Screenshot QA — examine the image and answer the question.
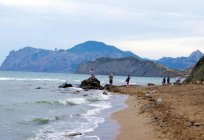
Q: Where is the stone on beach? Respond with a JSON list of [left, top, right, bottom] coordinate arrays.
[[156, 98, 163, 105]]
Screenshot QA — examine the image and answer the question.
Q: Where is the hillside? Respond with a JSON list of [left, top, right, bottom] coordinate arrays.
[[76, 57, 180, 77], [157, 50, 203, 70], [0, 41, 140, 72], [184, 56, 204, 82]]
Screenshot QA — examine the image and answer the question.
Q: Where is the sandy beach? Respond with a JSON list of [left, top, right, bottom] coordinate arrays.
[[111, 84, 204, 140]]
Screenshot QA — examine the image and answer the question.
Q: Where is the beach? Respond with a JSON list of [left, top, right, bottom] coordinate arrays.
[[111, 84, 204, 140]]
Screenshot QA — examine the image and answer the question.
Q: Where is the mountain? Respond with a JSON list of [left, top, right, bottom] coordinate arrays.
[[76, 57, 181, 77], [0, 41, 141, 72], [156, 50, 204, 70], [184, 56, 204, 83]]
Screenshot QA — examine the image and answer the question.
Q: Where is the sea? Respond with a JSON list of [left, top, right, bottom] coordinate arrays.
[[0, 71, 164, 140]]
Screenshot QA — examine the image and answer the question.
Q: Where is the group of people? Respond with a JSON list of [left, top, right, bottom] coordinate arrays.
[[162, 76, 182, 85], [162, 77, 171, 85], [109, 73, 131, 86], [89, 69, 131, 86]]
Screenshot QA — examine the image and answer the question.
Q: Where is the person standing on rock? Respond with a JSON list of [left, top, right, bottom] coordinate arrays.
[[126, 75, 130, 86], [109, 73, 113, 86], [89, 68, 94, 78]]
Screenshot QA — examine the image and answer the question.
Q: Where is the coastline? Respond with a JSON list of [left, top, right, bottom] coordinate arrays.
[[110, 84, 204, 140], [112, 95, 165, 140]]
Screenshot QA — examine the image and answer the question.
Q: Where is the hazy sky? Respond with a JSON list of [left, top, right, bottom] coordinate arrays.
[[0, 0, 204, 64]]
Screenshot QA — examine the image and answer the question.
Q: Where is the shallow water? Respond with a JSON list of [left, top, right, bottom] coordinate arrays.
[[0, 71, 176, 140]]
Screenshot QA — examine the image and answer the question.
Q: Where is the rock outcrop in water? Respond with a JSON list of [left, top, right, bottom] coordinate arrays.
[[77, 57, 182, 77], [184, 56, 204, 83], [80, 77, 102, 90]]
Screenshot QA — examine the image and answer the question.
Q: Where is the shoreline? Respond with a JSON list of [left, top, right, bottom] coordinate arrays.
[[112, 95, 165, 140], [110, 84, 204, 140]]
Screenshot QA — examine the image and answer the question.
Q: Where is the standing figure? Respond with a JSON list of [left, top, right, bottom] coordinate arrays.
[[109, 73, 113, 86], [162, 77, 166, 85], [89, 68, 94, 78], [167, 77, 170, 85], [175, 76, 181, 84], [126, 75, 130, 86]]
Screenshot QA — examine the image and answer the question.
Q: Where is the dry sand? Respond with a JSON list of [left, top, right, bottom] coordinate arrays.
[[111, 84, 204, 140]]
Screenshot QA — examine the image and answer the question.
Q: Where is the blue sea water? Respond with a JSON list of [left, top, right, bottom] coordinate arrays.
[[0, 71, 165, 140]]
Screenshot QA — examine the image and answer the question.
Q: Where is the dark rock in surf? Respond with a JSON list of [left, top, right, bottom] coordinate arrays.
[[59, 83, 73, 88], [80, 77, 102, 90]]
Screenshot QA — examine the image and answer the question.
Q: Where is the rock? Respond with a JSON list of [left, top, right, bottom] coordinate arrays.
[[83, 94, 88, 97], [103, 91, 108, 95], [59, 83, 73, 88], [65, 132, 82, 137], [73, 90, 80, 94], [156, 98, 163, 105], [80, 77, 102, 90], [36, 87, 42, 89], [144, 93, 152, 98]]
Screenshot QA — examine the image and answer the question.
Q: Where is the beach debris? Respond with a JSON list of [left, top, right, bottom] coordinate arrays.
[[189, 121, 202, 127], [58, 82, 73, 88], [36, 87, 42, 89], [156, 98, 163, 105], [152, 90, 157, 93], [147, 83, 155, 86]]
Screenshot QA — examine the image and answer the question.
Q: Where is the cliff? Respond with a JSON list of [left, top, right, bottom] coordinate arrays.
[[184, 56, 204, 82], [77, 57, 180, 77]]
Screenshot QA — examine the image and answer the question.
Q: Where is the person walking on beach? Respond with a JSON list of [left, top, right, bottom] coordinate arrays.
[[167, 77, 170, 85], [89, 68, 94, 78], [162, 77, 166, 85], [126, 75, 130, 86], [109, 73, 113, 86]]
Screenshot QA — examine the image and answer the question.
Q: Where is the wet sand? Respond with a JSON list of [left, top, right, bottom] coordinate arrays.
[[111, 84, 204, 140], [112, 96, 165, 140]]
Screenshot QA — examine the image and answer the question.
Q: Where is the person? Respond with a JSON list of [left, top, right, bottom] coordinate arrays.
[[162, 77, 166, 85], [109, 73, 113, 85], [175, 76, 181, 84], [126, 75, 130, 86], [89, 68, 94, 78], [167, 77, 170, 85]]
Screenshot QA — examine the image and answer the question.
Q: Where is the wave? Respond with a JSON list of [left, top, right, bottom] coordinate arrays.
[[33, 116, 62, 125], [0, 77, 65, 82], [86, 93, 110, 102], [36, 98, 87, 106]]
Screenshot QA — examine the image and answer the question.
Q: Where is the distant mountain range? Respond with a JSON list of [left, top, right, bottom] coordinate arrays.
[[0, 40, 203, 76], [77, 57, 180, 77], [0, 41, 140, 73], [156, 50, 203, 70]]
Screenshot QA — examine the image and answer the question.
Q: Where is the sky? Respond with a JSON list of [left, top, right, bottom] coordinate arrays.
[[0, 0, 204, 64]]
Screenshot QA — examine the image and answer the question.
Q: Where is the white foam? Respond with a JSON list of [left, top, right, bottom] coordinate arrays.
[[57, 98, 87, 105], [86, 93, 110, 102]]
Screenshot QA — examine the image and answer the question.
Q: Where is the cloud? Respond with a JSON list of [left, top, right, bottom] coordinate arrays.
[[110, 37, 204, 59], [0, 0, 204, 63]]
